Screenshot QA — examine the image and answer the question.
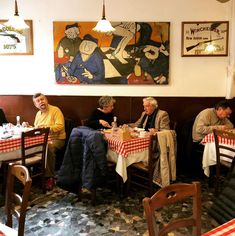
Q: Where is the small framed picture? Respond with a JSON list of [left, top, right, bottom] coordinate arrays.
[[0, 20, 34, 55], [181, 21, 229, 57]]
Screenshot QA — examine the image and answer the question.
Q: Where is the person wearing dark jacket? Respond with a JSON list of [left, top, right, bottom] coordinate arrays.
[[87, 96, 116, 130], [0, 108, 8, 126]]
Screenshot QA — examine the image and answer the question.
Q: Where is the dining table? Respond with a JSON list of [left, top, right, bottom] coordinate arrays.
[[201, 132, 235, 177], [0, 223, 17, 236], [104, 130, 150, 183], [202, 218, 235, 236], [0, 127, 46, 163]]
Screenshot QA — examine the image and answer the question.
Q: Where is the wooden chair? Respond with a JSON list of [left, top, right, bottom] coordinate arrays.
[[15, 127, 50, 192], [5, 163, 32, 236], [170, 120, 177, 131], [213, 129, 235, 195], [127, 134, 158, 196], [143, 181, 201, 236], [55, 118, 77, 170]]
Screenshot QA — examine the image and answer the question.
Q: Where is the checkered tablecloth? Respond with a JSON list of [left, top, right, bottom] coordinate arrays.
[[0, 135, 46, 153], [106, 135, 150, 158], [202, 219, 235, 236], [201, 133, 235, 145]]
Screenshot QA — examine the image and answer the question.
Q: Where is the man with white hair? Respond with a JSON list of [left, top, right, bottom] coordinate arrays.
[[130, 97, 170, 133]]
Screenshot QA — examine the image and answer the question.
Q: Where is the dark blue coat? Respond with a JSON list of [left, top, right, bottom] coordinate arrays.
[[57, 126, 107, 193]]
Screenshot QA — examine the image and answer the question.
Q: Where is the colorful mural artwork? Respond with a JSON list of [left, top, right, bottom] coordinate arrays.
[[53, 21, 170, 85]]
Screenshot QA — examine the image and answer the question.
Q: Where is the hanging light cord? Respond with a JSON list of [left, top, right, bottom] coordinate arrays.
[[102, 0, 106, 20], [14, 0, 19, 16]]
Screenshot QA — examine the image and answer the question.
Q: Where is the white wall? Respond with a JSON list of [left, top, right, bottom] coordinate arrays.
[[0, 0, 232, 96]]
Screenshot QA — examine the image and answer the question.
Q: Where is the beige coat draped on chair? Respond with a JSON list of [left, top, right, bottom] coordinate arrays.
[[152, 130, 177, 187]]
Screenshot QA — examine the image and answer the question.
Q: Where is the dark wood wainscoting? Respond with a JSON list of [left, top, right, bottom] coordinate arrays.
[[1, 95, 235, 176], [1, 95, 234, 125]]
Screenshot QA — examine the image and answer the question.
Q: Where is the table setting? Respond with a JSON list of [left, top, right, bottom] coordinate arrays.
[[0, 124, 43, 162], [0, 123, 34, 140], [102, 126, 151, 182], [201, 130, 235, 177]]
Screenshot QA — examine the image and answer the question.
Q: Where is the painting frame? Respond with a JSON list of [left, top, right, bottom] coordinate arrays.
[[0, 20, 34, 55], [181, 21, 229, 57], [53, 21, 170, 85]]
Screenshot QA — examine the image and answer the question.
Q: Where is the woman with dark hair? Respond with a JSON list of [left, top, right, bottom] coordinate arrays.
[[87, 96, 116, 130], [0, 108, 8, 126]]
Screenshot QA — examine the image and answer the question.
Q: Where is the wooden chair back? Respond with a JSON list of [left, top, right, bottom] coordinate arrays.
[[143, 181, 201, 236], [127, 134, 158, 196], [5, 163, 32, 236], [170, 120, 177, 130], [20, 127, 49, 170], [213, 129, 235, 194], [17, 127, 49, 192]]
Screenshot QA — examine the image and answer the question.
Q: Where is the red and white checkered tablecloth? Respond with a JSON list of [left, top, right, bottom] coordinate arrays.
[[107, 136, 150, 158], [202, 219, 235, 236], [201, 133, 235, 146], [0, 136, 46, 153]]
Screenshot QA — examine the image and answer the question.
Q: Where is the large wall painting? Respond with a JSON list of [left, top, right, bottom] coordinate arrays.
[[53, 22, 170, 85]]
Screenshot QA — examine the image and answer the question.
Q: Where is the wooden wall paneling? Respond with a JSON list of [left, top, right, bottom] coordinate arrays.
[[1, 95, 235, 177]]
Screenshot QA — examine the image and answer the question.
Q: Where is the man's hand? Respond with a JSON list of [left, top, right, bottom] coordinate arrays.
[[148, 128, 158, 135]]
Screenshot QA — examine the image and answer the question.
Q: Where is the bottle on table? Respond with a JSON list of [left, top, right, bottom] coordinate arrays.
[[16, 115, 21, 128], [15, 115, 21, 135], [112, 116, 118, 137], [112, 116, 117, 129]]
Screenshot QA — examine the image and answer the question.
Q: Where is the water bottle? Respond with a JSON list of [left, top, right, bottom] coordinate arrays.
[[112, 116, 118, 130], [112, 116, 118, 137], [16, 115, 21, 128], [15, 115, 21, 135]]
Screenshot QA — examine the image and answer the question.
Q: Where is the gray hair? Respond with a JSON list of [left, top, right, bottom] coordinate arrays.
[[143, 97, 158, 107], [99, 96, 116, 108], [32, 93, 45, 100]]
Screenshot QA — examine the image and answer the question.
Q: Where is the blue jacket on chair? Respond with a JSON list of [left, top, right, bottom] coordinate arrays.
[[57, 126, 107, 193]]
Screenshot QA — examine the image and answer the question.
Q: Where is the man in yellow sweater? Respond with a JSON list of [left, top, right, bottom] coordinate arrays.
[[24, 93, 66, 190]]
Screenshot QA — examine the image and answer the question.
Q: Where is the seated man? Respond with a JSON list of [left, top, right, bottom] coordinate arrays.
[[192, 100, 234, 143], [129, 97, 170, 133], [23, 93, 66, 190], [0, 108, 8, 126]]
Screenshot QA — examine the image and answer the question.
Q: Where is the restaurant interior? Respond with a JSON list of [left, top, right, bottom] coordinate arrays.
[[1, 0, 235, 235]]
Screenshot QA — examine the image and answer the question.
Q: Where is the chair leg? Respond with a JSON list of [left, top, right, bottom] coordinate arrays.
[[148, 174, 153, 197], [1, 163, 8, 196], [91, 189, 96, 206]]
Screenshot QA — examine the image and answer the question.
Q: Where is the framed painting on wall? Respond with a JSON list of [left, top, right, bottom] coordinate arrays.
[[0, 20, 33, 55], [53, 21, 170, 85], [181, 21, 229, 57]]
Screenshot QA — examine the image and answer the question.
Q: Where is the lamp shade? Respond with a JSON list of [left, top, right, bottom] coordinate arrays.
[[4, 15, 29, 30], [92, 0, 115, 33], [93, 19, 115, 33], [4, 0, 29, 30], [216, 0, 230, 2]]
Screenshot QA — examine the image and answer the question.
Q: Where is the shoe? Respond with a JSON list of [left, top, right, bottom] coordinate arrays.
[[45, 178, 55, 191]]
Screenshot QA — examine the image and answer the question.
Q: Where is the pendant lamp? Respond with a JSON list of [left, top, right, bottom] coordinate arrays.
[[5, 0, 29, 30], [93, 0, 115, 33]]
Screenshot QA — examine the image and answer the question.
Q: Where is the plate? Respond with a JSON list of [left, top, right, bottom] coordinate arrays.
[[1, 134, 13, 139], [134, 127, 145, 132]]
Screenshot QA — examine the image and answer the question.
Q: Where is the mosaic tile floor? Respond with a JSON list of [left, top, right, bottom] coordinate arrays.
[[0, 176, 219, 236]]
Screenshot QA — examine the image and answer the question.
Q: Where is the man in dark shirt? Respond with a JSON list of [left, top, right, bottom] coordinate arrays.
[[129, 97, 170, 133]]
